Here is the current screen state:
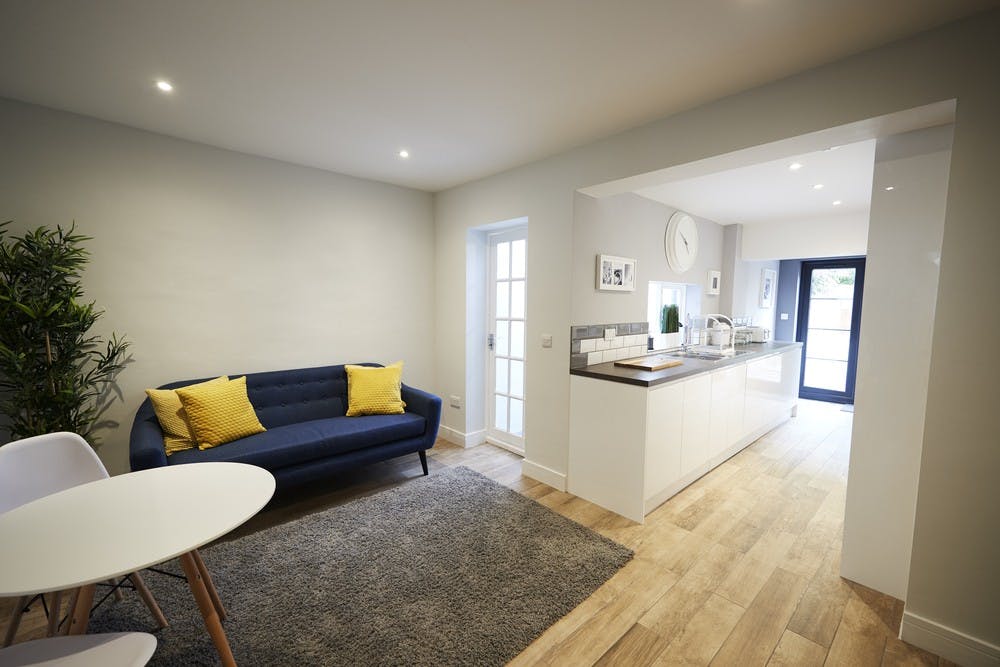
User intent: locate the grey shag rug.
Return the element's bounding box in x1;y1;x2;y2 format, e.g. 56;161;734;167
88;465;632;666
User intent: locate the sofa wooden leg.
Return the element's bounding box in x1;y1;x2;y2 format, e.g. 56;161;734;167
419;450;428;476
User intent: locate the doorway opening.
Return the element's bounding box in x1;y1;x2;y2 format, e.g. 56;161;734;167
796;258;865;403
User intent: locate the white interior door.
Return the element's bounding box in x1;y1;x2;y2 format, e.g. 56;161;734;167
487;228;527;453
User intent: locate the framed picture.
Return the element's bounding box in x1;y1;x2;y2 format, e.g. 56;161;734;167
759;268;777;308
596;254;636;292
707;270;721;296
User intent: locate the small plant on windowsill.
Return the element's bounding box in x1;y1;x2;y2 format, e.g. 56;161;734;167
0;221;131;448
661;304;683;348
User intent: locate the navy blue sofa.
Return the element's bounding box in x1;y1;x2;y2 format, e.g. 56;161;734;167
129;363;442;488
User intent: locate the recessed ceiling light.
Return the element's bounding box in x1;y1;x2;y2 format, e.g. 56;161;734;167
813;183;824;190
827;145;841;151
885;186;895;191
155;80;173;93
398;149;410;159
833;200;842;206
789;162;803;171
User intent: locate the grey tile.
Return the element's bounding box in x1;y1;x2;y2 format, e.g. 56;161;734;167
572;326;589;340
569;353;589;369
588;325;603;337
628;322;642;334
616;323;629;336
571;340;581;354
639;322;649;333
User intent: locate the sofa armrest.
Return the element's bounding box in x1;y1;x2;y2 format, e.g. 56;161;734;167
129;416;169;471
401;383;443;447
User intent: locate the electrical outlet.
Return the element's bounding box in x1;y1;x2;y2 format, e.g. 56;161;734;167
449;394;462;409
604;327;616;341
780;313;789;321
541;334;553;348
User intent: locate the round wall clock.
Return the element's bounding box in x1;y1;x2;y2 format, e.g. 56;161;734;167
665;211;699;273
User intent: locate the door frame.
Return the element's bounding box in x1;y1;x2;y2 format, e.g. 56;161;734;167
796;257;866;404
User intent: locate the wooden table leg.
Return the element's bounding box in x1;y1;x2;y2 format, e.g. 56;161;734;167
129;572;169;629
179;551;236;667
66;584;95;636
46;590;63;636
192;549;227;620
3;594;29;647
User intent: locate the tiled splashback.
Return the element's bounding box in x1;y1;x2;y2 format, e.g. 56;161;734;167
569;321;649;369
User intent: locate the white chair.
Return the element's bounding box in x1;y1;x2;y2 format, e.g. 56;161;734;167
0;632;156;667
0;433;167;646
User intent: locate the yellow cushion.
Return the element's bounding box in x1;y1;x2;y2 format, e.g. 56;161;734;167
345;362;407;416
146;376;229;455
175;375;266;449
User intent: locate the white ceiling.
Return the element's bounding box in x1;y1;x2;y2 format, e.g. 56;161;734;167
636;139;877;225
0;1;994;192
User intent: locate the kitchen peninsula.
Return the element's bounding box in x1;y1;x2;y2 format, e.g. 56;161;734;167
569;341;802;522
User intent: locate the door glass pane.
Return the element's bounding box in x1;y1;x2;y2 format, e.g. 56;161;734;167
810;268;856;298
806;329;850;361
511;280;525;318
495;358;508;393
495;395;508;430
510;321;524;359
807;299;853;330
509;398;523;436
511;239;526;279
803;359;848;392
496;282;509;318
495;320;509;356
496;242;510;280
510;360;524;397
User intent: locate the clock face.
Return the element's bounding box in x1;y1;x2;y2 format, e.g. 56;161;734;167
665;211;699;273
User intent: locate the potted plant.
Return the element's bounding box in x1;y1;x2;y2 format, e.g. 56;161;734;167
661;304;683;349
0;222;130;447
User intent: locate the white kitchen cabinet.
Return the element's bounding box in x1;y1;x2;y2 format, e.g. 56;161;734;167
710;364;746;459
644;382;684;499
681;374;712;476
569;344;802;523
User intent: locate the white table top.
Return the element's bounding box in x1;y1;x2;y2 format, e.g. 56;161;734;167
0;633;156;667
0;462;275;597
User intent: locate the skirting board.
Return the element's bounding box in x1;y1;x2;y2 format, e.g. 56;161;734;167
439;425;486;449
900;611;1000;667
522;459;567;492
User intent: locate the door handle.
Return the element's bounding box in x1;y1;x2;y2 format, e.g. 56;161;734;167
488;333;495;350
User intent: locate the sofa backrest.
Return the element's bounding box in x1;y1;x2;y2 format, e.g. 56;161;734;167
134;363;381;431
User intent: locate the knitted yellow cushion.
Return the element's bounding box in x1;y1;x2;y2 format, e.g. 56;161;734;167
345;362;406;416
146;376;229;455
175;375;266;449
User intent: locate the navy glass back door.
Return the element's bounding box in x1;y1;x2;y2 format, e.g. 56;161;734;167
796;258;865;403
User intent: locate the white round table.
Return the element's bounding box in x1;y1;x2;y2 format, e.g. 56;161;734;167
0;462;275;667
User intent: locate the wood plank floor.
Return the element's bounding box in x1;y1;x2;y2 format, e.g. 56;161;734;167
1;400;955;666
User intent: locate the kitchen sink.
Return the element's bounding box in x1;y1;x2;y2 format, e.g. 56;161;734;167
666;350;729;362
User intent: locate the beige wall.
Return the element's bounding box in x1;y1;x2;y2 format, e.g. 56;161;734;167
572;193;724;326
0;98;435;475
741;214;869;261
843;127;952;601
434;10;1000;659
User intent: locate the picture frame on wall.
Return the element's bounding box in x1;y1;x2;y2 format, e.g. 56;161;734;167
707;270;721;296
759;268;777;308
596;254;636;292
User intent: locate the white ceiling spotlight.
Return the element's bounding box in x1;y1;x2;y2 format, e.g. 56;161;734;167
155;80;173;93
398;149;410;159
833;200;842;206
789;162;803;171
885;186;895;191
813;183;824;190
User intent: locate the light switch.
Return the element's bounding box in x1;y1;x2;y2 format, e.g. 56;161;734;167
541;334;553;348
780;313;789;321
449;394;462;409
